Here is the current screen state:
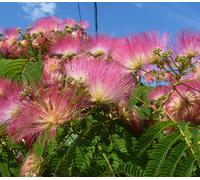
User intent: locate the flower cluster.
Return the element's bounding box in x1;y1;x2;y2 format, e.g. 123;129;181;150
2;16;200;176
0;16;137;148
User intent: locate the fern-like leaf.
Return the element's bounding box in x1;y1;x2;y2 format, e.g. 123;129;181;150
144;131;181;177
112;134;127;153
174;152;195;177
118;162;144;177
159;142;188;176
0;59;27;81
0;59;42;86
137;121;175;157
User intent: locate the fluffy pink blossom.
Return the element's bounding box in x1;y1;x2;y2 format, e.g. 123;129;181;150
85;35;116;58
0;78;12;98
4;28;19;39
86;60;134;103
148;86;172;101
164;80;200;124
7;85;87;146
65;56;93;83
78;20;89;30
43;56;63;85
62;18;75;28
112;32;168;71
0;79;22;125
174;31;200;57
50;35;81;58
0;28;20;58
30;16;62;35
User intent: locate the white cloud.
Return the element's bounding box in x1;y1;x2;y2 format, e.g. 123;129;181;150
21;2;57;21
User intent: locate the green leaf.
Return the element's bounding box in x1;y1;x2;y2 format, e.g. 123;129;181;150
191;127;200;166
47;139;58;155
33;142;44;157
0;59;27;82
108;153;119;171
74;146;90;171
112;134;127;153
0;59;43;87
177;122;200;168
129;86;152;106
174;152;195;177
22;61;43;88
118;162;144;177
159;142;188;176
144;131;181;177
177;121;192;145
0;163;10;176
137;121;175;157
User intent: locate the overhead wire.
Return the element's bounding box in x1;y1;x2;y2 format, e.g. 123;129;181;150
77;2;82;21
94;2;98;35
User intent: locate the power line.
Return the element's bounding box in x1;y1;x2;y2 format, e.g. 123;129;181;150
77;2;82;21
94;2;98;35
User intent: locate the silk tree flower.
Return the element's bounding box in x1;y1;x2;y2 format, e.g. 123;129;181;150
50;35;81;59
30;16;62;36
4;28;19;41
0;28;20;58
148;86;172;102
112;32;168;71
43;56;63;85
86;60;134;103
0;79;22;125
7;84;88;146
70;21;89;38
20;152;42;177
63;18;75;29
78;20;89;30
174;31;200;57
65;56;93;83
85;35;116;58
0;78;12;98
164;80;200;124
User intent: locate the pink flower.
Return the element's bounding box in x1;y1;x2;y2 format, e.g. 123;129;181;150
113;32;168;71
7;84;87;146
0;28;20;58
85;35;116;58
0;79;22;125
30;16;62;36
62;18;75;28
148;86;172;101
4;28;18;37
78;20;89;30
164;80;200;124
65;56;93;83
87;60;134;103
0;78;12;98
43;56;63;85
174;31;200;57
50;35;81;58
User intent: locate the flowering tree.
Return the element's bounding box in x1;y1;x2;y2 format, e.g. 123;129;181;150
0;16;200;177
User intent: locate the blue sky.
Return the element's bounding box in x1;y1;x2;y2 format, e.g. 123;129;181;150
0;2;200;37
